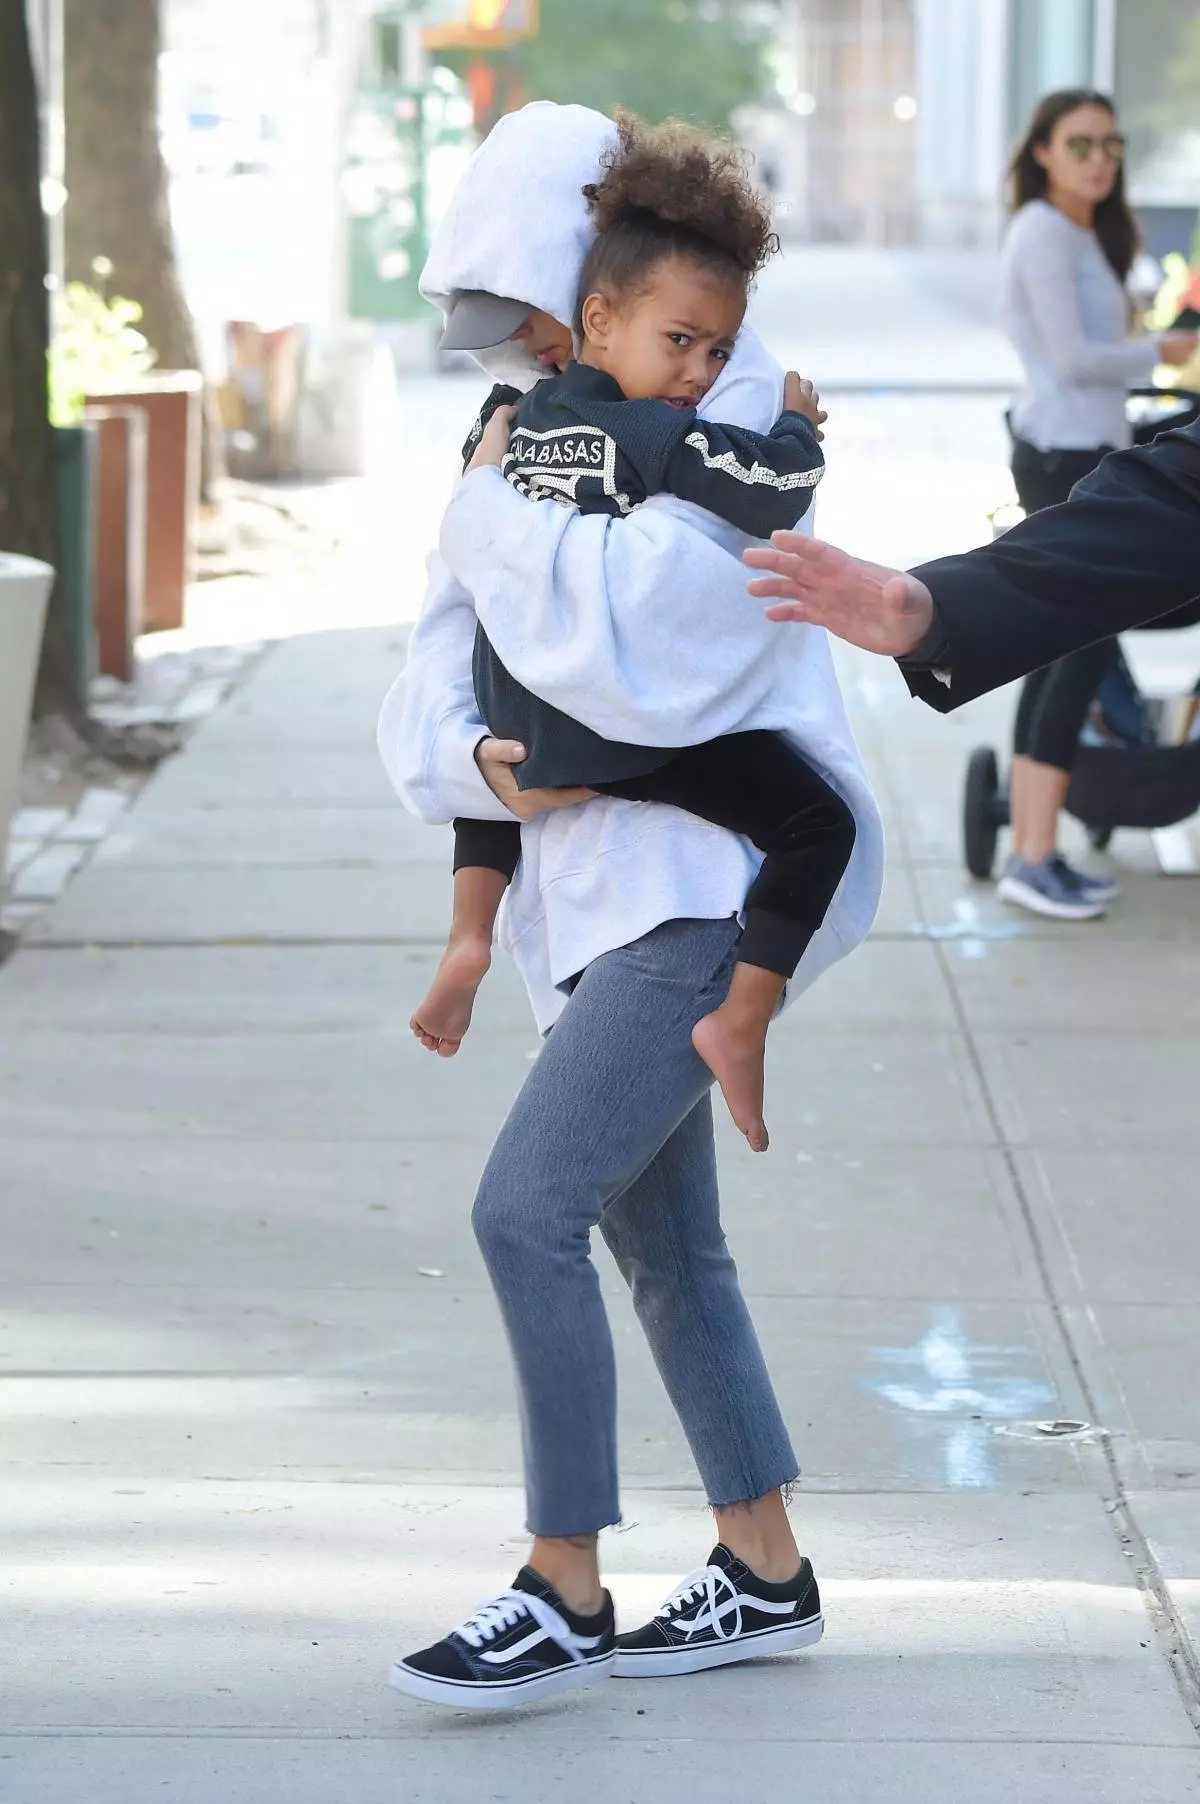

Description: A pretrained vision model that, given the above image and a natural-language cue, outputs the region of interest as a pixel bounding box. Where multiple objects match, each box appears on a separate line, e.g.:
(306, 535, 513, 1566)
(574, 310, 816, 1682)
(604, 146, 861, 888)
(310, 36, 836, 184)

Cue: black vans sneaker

(614, 1544, 822, 1677)
(390, 1566, 616, 1710)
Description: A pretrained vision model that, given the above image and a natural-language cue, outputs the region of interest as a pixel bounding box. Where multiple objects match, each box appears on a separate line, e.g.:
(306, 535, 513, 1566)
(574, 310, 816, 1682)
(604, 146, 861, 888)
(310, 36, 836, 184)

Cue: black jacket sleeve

(658, 411, 824, 536)
(902, 420, 1200, 712)
(461, 383, 524, 471)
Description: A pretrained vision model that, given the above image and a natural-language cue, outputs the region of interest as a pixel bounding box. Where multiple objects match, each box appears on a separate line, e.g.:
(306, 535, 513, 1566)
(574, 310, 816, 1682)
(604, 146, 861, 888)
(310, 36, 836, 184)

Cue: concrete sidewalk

(3, 600, 1200, 1799)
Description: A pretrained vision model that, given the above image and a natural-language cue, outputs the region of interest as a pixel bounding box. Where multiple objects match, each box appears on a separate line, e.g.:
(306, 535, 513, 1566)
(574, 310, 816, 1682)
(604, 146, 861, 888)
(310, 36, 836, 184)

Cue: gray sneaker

(997, 855, 1106, 920)
(1050, 854, 1118, 902)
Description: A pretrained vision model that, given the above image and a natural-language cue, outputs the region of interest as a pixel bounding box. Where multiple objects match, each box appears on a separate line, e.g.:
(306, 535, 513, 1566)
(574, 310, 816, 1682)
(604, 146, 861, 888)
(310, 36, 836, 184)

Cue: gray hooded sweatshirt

(378, 102, 883, 1030)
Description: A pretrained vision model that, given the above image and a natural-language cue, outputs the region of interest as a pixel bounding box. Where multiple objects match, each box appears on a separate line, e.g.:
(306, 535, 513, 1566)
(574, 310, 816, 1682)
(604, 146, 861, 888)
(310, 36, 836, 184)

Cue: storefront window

(1008, 0, 1094, 142)
(1114, 0, 1200, 207)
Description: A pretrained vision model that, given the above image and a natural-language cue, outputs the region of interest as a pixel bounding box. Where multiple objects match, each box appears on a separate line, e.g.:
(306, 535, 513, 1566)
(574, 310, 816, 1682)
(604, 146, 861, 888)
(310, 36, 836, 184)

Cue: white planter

(0, 554, 54, 891)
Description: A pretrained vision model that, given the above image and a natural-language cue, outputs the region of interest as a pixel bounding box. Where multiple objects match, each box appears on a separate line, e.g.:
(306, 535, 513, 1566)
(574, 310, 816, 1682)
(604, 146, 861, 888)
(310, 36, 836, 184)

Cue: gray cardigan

(1001, 199, 1157, 452)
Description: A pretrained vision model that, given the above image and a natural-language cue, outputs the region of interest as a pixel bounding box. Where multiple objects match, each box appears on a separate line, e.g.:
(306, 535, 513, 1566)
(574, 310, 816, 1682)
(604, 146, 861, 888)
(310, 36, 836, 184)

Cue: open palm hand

(744, 530, 934, 658)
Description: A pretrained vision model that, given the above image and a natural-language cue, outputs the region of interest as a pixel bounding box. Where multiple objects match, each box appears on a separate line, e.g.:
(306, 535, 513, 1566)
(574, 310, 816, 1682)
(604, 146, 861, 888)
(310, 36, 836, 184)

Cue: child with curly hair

(413, 112, 854, 1155)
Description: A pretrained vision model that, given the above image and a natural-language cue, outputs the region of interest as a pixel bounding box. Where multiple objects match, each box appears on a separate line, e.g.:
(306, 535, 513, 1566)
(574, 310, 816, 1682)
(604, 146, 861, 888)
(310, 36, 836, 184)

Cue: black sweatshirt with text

(462, 360, 824, 788)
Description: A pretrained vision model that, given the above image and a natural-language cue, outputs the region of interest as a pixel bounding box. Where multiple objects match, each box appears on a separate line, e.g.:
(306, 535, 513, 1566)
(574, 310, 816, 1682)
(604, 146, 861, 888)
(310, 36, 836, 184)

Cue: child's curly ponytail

(574, 111, 778, 331)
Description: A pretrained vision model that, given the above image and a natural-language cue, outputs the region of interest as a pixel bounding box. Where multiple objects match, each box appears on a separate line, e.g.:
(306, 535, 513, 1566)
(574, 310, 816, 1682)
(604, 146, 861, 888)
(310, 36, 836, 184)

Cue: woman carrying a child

(379, 101, 883, 1710)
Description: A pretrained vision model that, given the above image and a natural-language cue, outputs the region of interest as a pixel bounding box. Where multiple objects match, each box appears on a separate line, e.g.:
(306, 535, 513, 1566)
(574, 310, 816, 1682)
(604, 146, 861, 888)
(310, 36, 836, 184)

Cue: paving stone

(4, 837, 41, 875)
(169, 678, 233, 722)
(0, 900, 45, 932)
(9, 841, 89, 902)
(71, 787, 130, 830)
(9, 807, 69, 839)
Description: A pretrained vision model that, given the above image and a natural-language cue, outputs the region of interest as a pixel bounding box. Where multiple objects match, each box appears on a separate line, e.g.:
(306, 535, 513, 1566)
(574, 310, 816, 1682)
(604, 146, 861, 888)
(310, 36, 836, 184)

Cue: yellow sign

(423, 0, 539, 52)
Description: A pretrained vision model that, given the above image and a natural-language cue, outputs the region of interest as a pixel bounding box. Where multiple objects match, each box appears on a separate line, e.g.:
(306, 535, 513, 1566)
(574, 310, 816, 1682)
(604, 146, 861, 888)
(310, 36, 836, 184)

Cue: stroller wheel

(963, 746, 1006, 879)
(1088, 826, 1113, 852)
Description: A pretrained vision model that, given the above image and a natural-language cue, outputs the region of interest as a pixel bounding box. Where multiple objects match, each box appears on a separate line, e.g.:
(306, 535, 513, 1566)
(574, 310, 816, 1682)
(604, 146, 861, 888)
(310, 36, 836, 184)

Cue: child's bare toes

(411, 938, 492, 1054)
(746, 1116, 769, 1154)
(692, 1010, 770, 1153)
(410, 1017, 443, 1054)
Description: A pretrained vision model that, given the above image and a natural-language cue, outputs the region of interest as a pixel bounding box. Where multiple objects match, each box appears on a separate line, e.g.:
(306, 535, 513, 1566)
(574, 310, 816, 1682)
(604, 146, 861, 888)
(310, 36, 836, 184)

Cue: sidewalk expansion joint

(1, 1728, 1191, 1746)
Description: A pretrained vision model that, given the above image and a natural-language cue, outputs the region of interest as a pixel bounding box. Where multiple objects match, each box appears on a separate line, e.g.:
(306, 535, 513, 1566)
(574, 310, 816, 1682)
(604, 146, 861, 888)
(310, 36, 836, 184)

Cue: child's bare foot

(692, 1004, 770, 1152)
(411, 936, 492, 1057)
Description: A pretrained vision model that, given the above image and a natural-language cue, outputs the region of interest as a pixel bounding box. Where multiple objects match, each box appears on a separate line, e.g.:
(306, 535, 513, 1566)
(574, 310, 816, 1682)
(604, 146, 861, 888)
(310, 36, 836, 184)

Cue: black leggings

(1009, 440, 1116, 771)
(454, 731, 856, 980)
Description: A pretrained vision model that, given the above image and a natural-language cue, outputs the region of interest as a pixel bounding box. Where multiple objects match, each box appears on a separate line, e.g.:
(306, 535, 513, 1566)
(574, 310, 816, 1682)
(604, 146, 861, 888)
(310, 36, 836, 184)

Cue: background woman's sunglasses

(1065, 132, 1125, 163)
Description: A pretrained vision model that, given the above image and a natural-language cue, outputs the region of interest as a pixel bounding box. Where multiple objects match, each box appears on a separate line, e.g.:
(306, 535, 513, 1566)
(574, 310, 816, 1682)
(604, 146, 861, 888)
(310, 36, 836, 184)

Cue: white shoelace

(655, 1564, 741, 1642)
(453, 1589, 584, 1663)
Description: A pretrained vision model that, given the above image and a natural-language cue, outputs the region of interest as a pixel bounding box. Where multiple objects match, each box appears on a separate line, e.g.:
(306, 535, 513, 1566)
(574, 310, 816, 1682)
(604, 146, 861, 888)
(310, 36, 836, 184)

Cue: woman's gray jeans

(472, 915, 798, 1536)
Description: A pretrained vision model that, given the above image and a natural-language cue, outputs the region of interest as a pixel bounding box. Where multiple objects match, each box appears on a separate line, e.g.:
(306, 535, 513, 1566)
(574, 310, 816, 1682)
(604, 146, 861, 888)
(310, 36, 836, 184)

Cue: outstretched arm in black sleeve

(904, 420, 1200, 712)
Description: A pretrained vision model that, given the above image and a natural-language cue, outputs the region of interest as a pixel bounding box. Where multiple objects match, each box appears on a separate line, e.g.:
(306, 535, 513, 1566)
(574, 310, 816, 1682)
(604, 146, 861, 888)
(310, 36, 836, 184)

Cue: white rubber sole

(613, 1612, 824, 1678)
(996, 875, 1104, 921)
(389, 1650, 614, 1711)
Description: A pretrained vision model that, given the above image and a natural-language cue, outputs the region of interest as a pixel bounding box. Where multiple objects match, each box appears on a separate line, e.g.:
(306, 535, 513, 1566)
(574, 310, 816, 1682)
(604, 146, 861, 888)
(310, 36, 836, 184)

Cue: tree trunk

(63, 0, 226, 495)
(63, 0, 195, 366)
(0, 0, 72, 718)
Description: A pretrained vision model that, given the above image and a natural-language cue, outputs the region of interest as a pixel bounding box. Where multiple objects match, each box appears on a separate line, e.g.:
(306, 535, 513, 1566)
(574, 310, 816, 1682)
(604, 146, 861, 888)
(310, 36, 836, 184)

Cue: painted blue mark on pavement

(913, 896, 1026, 960)
(865, 1306, 1057, 1488)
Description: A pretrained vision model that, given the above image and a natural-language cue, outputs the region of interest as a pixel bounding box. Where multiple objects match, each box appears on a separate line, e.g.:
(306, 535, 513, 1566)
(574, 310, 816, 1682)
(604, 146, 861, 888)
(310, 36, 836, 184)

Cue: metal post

(976, 0, 1010, 243)
(327, 0, 361, 323)
(1091, 0, 1117, 93)
(313, 0, 330, 59)
(862, 0, 885, 245)
(26, 0, 65, 297)
(791, 0, 811, 240)
(401, 7, 427, 87)
(402, 7, 428, 272)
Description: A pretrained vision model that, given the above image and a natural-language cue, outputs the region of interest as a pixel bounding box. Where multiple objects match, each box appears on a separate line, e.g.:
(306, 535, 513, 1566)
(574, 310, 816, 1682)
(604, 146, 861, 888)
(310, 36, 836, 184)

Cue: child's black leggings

(453, 730, 856, 980)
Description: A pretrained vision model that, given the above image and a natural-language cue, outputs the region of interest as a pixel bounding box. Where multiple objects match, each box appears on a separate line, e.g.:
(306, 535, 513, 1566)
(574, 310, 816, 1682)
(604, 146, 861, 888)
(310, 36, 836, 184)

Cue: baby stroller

(962, 386, 1200, 879)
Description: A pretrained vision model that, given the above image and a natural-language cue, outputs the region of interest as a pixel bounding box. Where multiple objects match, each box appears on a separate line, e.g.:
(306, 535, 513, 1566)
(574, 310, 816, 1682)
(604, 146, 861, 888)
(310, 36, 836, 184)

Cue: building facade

(771, 0, 1200, 251)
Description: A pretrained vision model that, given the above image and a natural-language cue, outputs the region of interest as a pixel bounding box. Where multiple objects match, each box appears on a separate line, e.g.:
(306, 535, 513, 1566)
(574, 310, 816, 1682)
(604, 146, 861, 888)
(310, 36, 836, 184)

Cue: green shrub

(48, 282, 157, 427)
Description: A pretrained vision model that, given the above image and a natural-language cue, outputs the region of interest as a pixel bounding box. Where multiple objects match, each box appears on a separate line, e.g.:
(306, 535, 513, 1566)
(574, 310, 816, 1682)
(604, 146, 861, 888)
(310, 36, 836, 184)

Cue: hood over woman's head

(421, 101, 619, 386)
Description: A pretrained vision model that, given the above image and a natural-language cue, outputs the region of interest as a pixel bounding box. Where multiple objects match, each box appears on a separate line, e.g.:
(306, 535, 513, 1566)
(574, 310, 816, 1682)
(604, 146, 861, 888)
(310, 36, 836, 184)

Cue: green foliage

(48, 282, 156, 427)
(1144, 252, 1191, 332)
(442, 0, 776, 131)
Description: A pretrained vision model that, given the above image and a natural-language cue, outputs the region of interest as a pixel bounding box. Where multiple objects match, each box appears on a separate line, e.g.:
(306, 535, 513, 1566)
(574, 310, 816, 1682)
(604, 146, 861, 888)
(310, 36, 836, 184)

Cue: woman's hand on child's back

(475, 739, 597, 819)
(467, 404, 517, 472)
(783, 372, 827, 441)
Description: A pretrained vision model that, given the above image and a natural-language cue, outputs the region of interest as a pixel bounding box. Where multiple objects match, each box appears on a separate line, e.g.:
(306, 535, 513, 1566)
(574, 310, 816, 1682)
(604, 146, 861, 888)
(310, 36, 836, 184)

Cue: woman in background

(997, 88, 1196, 920)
